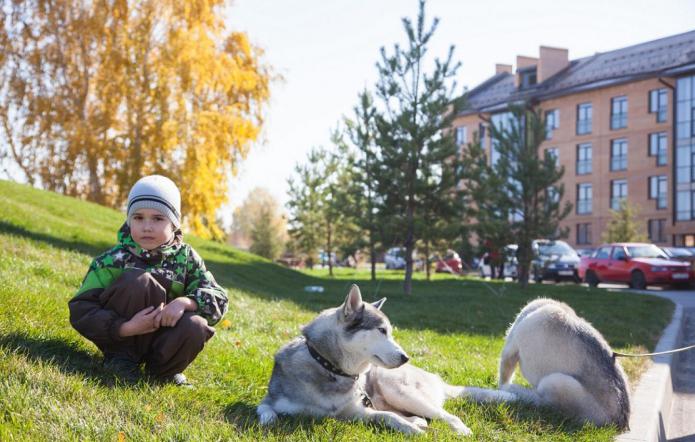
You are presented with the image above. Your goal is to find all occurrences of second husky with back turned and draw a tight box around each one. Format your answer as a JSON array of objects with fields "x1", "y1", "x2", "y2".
[{"x1": 470, "y1": 298, "x2": 631, "y2": 429}]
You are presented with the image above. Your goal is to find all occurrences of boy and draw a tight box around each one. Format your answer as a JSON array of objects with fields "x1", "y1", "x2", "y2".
[{"x1": 69, "y1": 175, "x2": 228, "y2": 385}]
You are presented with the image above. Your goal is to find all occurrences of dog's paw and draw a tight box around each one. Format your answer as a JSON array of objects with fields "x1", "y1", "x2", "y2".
[
  {"x1": 451, "y1": 421, "x2": 473, "y2": 436},
  {"x1": 257, "y1": 405, "x2": 278, "y2": 426},
  {"x1": 403, "y1": 423, "x2": 426, "y2": 435},
  {"x1": 407, "y1": 416, "x2": 428, "y2": 429}
]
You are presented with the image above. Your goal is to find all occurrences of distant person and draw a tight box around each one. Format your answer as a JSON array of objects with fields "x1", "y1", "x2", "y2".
[
  {"x1": 68, "y1": 175, "x2": 228, "y2": 385},
  {"x1": 483, "y1": 239, "x2": 504, "y2": 279}
]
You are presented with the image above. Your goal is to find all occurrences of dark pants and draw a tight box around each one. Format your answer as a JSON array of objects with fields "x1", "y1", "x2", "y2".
[{"x1": 98, "y1": 270, "x2": 215, "y2": 377}]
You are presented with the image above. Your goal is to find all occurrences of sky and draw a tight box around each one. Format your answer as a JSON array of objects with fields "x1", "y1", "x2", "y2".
[{"x1": 220, "y1": 0, "x2": 695, "y2": 229}]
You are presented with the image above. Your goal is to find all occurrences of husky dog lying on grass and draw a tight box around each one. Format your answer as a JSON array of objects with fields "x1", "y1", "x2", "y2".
[
  {"x1": 257, "y1": 284, "x2": 510, "y2": 435},
  {"x1": 468, "y1": 298, "x2": 631, "y2": 429}
]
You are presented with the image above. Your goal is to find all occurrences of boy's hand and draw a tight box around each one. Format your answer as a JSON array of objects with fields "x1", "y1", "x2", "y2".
[
  {"x1": 119, "y1": 304, "x2": 164, "y2": 337},
  {"x1": 156, "y1": 297, "x2": 197, "y2": 328}
]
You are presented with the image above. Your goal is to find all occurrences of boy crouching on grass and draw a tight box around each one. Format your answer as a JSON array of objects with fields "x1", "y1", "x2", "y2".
[{"x1": 69, "y1": 175, "x2": 228, "y2": 386}]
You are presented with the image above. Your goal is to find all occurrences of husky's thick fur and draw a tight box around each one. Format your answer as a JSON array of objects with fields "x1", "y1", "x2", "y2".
[
  {"x1": 474, "y1": 298, "x2": 631, "y2": 429},
  {"x1": 257, "y1": 285, "x2": 508, "y2": 435}
]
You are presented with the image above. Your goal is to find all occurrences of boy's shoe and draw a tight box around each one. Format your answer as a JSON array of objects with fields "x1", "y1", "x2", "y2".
[{"x1": 103, "y1": 355, "x2": 141, "y2": 382}]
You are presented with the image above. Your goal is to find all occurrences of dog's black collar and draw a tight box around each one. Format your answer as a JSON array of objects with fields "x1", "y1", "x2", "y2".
[{"x1": 305, "y1": 341, "x2": 359, "y2": 381}]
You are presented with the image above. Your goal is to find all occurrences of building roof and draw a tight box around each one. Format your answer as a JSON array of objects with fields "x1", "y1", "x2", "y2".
[{"x1": 460, "y1": 29, "x2": 695, "y2": 116}]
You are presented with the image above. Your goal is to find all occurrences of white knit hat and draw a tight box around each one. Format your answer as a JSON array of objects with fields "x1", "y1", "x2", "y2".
[{"x1": 127, "y1": 175, "x2": 181, "y2": 229}]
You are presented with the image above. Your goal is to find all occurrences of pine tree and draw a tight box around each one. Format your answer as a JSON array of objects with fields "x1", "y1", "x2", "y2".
[
  {"x1": 602, "y1": 199, "x2": 647, "y2": 243},
  {"x1": 373, "y1": 0, "x2": 464, "y2": 294},
  {"x1": 487, "y1": 105, "x2": 573, "y2": 287},
  {"x1": 286, "y1": 148, "x2": 327, "y2": 270},
  {"x1": 345, "y1": 90, "x2": 381, "y2": 280},
  {"x1": 459, "y1": 134, "x2": 515, "y2": 275}
]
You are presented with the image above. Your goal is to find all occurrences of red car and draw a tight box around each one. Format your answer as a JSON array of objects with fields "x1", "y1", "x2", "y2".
[
  {"x1": 578, "y1": 243, "x2": 692, "y2": 289},
  {"x1": 434, "y1": 250, "x2": 462, "y2": 274}
]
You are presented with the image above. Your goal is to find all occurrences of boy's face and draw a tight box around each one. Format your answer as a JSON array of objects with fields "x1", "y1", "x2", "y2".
[{"x1": 129, "y1": 208, "x2": 175, "y2": 250}]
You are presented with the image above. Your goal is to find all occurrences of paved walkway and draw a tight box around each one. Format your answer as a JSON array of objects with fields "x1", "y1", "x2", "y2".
[{"x1": 607, "y1": 286, "x2": 695, "y2": 441}]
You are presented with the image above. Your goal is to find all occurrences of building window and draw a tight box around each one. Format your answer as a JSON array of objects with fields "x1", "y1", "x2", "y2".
[
  {"x1": 490, "y1": 112, "x2": 514, "y2": 166},
  {"x1": 676, "y1": 72, "x2": 695, "y2": 234},
  {"x1": 576, "y1": 103, "x2": 592, "y2": 135},
  {"x1": 675, "y1": 234, "x2": 695, "y2": 247},
  {"x1": 577, "y1": 183, "x2": 592, "y2": 215},
  {"x1": 520, "y1": 68, "x2": 537, "y2": 89},
  {"x1": 477, "y1": 123, "x2": 488, "y2": 151},
  {"x1": 610, "y1": 139, "x2": 628, "y2": 171},
  {"x1": 545, "y1": 109, "x2": 559, "y2": 139},
  {"x1": 577, "y1": 223, "x2": 592, "y2": 245},
  {"x1": 546, "y1": 148, "x2": 559, "y2": 165},
  {"x1": 611, "y1": 179, "x2": 628, "y2": 210},
  {"x1": 649, "y1": 132, "x2": 668, "y2": 166},
  {"x1": 649, "y1": 88, "x2": 668, "y2": 123},
  {"x1": 648, "y1": 219, "x2": 667, "y2": 243},
  {"x1": 649, "y1": 176, "x2": 667, "y2": 209},
  {"x1": 677, "y1": 75, "x2": 695, "y2": 138},
  {"x1": 676, "y1": 144, "x2": 695, "y2": 184},
  {"x1": 611, "y1": 96, "x2": 628, "y2": 130},
  {"x1": 455, "y1": 126, "x2": 467, "y2": 146},
  {"x1": 676, "y1": 190, "x2": 695, "y2": 221},
  {"x1": 576, "y1": 143, "x2": 592, "y2": 175}
]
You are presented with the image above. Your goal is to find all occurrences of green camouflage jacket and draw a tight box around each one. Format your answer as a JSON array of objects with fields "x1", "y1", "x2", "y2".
[{"x1": 69, "y1": 223, "x2": 228, "y2": 345}]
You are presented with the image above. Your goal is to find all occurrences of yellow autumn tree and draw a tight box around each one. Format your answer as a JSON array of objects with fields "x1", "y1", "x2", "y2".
[{"x1": 0, "y1": 0, "x2": 271, "y2": 239}]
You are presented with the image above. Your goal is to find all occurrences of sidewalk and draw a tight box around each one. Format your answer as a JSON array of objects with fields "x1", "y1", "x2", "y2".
[{"x1": 612, "y1": 288, "x2": 695, "y2": 442}]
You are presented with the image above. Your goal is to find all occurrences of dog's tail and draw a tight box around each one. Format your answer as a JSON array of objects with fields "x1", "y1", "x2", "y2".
[
  {"x1": 257, "y1": 402, "x2": 278, "y2": 426},
  {"x1": 446, "y1": 385, "x2": 518, "y2": 403}
]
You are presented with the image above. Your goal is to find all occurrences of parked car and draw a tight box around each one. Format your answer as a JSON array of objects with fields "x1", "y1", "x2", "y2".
[
  {"x1": 479, "y1": 244, "x2": 518, "y2": 279},
  {"x1": 531, "y1": 239, "x2": 581, "y2": 283},
  {"x1": 661, "y1": 246, "x2": 695, "y2": 262},
  {"x1": 578, "y1": 243, "x2": 692, "y2": 289},
  {"x1": 576, "y1": 248, "x2": 596, "y2": 258},
  {"x1": 434, "y1": 250, "x2": 462, "y2": 274},
  {"x1": 384, "y1": 247, "x2": 406, "y2": 270},
  {"x1": 384, "y1": 247, "x2": 424, "y2": 271},
  {"x1": 661, "y1": 247, "x2": 695, "y2": 278}
]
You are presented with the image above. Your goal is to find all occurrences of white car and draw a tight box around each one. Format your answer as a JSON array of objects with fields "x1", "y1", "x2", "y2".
[
  {"x1": 384, "y1": 247, "x2": 424, "y2": 270},
  {"x1": 384, "y1": 247, "x2": 406, "y2": 269}
]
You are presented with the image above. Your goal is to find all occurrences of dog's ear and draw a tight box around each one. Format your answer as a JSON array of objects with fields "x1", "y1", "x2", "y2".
[
  {"x1": 342, "y1": 284, "x2": 363, "y2": 319},
  {"x1": 371, "y1": 297, "x2": 387, "y2": 310}
]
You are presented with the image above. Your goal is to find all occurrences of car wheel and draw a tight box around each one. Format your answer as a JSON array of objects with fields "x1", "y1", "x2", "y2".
[
  {"x1": 630, "y1": 270, "x2": 647, "y2": 290},
  {"x1": 585, "y1": 270, "x2": 599, "y2": 287}
]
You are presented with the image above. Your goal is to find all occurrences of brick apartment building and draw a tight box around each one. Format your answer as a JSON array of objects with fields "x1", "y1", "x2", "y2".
[{"x1": 453, "y1": 30, "x2": 695, "y2": 248}]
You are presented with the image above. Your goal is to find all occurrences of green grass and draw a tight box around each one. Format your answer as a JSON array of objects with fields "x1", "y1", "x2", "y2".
[{"x1": 0, "y1": 179, "x2": 674, "y2": 441}]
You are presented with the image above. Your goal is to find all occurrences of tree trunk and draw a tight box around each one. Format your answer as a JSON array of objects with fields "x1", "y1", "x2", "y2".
[
  {"x1": 327, "y1": 220, "x2": 333, "y2": 277},
  {"x1": 425, "y1": 240, "x2": 431, "y2": 281},
  {"x1": 370, "y1": 235, "x2": 376, "y2": 282},
  {"x1": 403, "y1": 199, "x2": 415, "y2": 295},
  {"x1": 517, "y1": 240, "x2": 532, "y2": 289}
]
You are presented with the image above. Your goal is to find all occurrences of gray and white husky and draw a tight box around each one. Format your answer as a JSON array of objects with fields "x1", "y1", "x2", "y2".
[
  {"x1": 257, "y1": 284, "x2": 509, "y2": 435},
  {"x1": 468, "y1": 298, "x2": 631, "y2": 429}
]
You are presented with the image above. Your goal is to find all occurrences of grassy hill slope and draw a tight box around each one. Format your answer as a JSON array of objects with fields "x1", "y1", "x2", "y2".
[{"x1": 0, "y1": 179, "x2": 673, "y2": 441}]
